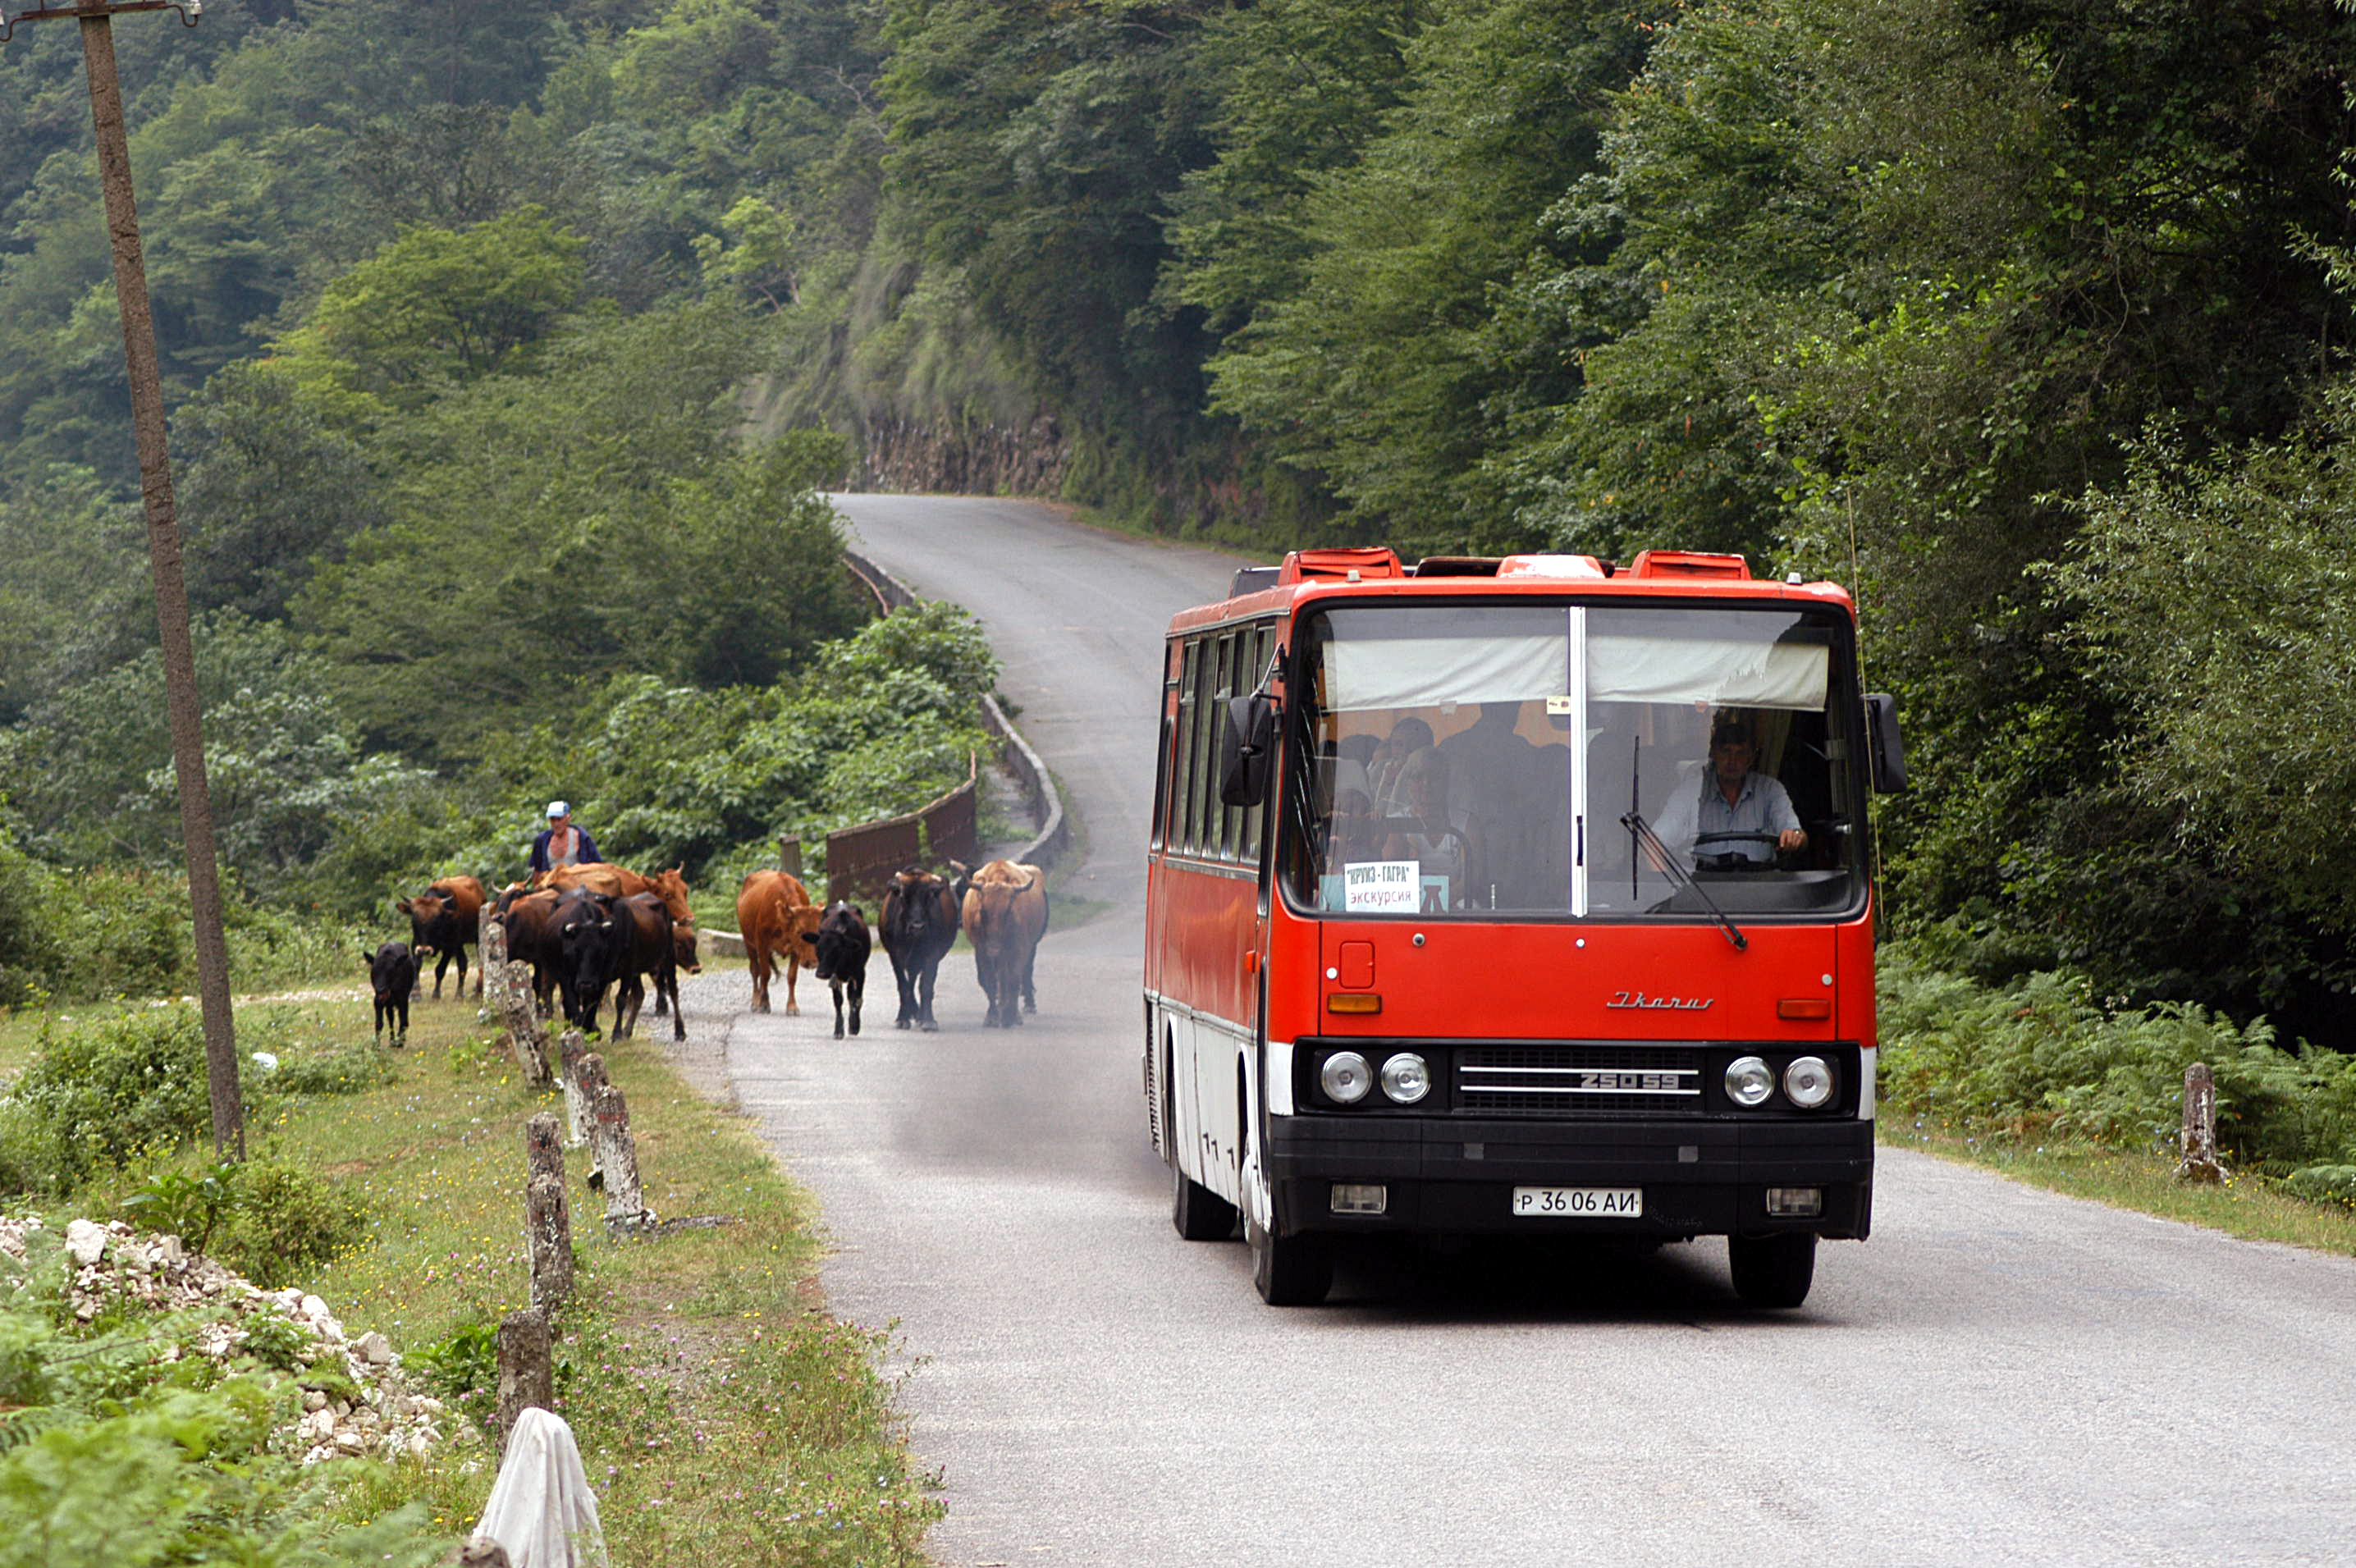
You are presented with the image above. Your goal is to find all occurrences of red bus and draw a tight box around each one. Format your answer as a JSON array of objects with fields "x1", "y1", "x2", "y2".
[{"x1": 1142, "y1": 546, "x2": 1905, "y2": 1306}]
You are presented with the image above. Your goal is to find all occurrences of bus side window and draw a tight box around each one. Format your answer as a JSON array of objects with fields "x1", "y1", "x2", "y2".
[
  {"x1": 1237, "y1": 624, "x2": 1269, "y2": 864},
  {"x1": 1172, "y1": 642, "x2": 1200, "y2": 854},
  {"x1": 1214, "y1": 632, "x2": 1239, "y2": 860},
  {"x1": 1186, "y1": 635, "x2": 1220, "y2": 855}
]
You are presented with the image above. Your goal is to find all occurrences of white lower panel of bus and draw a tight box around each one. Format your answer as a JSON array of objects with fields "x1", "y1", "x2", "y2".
[{"x1": 1511, "y1": 1186, "x2": 1643, "y2": 1218}]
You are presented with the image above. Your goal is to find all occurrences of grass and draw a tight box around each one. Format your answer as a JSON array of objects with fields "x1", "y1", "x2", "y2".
[
  {"x1": 2, "y1": 986, "x2": 940, "y2": 1564},
  {"x1": 1880, "y1": 1121, "x2": 2356, "y2": 1257}
]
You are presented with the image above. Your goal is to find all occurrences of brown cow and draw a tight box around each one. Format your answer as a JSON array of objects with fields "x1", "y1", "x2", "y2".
[
  {"x1": 396, "y1": 875, "x2": 487, "y2": 999},
  {"x1": 960, "y1": 861, "x2": 1049, "y2": 1027},
  {"x1": 537, "y1": 863, "x2": 693, "y2": 926},
  {"x1": 736, "y1": 868, "x2": 823, "y2": 1014}
]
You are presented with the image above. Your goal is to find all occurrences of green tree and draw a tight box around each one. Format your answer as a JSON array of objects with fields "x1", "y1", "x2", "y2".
[
  {"x1": 175, "y1": 361, "x2": 387, "y2": 622},
  {"x1": 272, "y1": 208, "x2": 587, "y2": 416}
]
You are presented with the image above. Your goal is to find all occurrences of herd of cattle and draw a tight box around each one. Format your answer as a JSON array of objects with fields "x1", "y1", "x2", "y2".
[{"x1": 365, "y1": 857, "x2": 1050, "y2": 1047}]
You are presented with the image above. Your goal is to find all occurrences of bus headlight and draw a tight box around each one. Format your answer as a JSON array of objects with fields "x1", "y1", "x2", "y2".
[
  {"x1": 1783, "y1": 1055, "x2": 1835, "y2": 1109},
  {"x1": 1725, "y1": 1055, "x2": 1775, "y2": 1108},
  {"x1": 1320, "y1": 1051, "x2": 1372, "y2": 1105},
  {"x1": 1379, "y1": 1053, "x2": 1430, "y2": 1104}
]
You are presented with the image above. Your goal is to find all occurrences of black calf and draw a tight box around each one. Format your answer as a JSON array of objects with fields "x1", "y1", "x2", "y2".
[
  {"x1": 366, "y1": 941, "x2": 417, "y2": 1046},
  {"x1": 814, "y1": 901, "x2": 871, "y2": 1039}
]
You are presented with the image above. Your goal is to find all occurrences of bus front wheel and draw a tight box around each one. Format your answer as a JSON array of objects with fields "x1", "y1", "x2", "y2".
[
  {"x1": 1173, "y1": 1166, "x2": 1238, "y2": 1241},
  {"x1": 1249, "y1": 1218, "x2": 1331, "y2": 1306},
  {"x1": 1728, "y1": 1232, "x2": 1816, "y2": 1308}
]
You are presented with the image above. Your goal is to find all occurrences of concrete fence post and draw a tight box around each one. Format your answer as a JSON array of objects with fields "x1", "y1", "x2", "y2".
[
  {"x1": 476, "y1": 901, "x2": 494, "y2": 1017},
  {"x1": 592, "y1": 1080, "x2": 656, "y2": 1235},
  {"x1": 574, "y1": 1051, "x2": 610, "y2": 1183},
  {"x1": 483, "y1": 917, "x2": 553, "y2": 1087},
  {"x1": 2175, "y1": 1061, "x2": 2228, "y2": 1183},
  {"x1": 523, "y1": 1112, "x2": 572, "y2": 1313},
  {"x1": 526, "y1": 1173, "x2": 572, "y2": 1313},
  {"x1": 780, "y1": 834, "x2": 803, "y2": 880},
  {"x1": 492, "y1": 1307, "x2": 552, "y2": 1454},
  {"x1": 557, "y1": 1031, "x2": 593, "y2": 1148}
]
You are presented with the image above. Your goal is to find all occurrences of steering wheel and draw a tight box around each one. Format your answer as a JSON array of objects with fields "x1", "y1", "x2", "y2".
[{"x1": 1692, "y1": 830, "x2": 1785, "y2": 871}]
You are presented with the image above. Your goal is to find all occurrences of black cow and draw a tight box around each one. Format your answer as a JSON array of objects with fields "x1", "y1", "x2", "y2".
[
  {"x1": 611, "y1": 892, "x2": 683, "y2": 1042},
  {"x1": 814, "y1": 901, "x2": 871, "y2": 1040},
  {"x1": 365, "y1": 940, "x2": 416, "y2": 1046},
  {"x1": 553, "y1": 888, "x2": 626, "y2": 1035},
  {"x1": 881, "y1": 868, "x2": 959, "y2": 1031}
]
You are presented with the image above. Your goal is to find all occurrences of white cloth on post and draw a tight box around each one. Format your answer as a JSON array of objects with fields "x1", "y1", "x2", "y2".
[{"x1": 472, "y1": 1408, "x2": 608, "y2": 1568}]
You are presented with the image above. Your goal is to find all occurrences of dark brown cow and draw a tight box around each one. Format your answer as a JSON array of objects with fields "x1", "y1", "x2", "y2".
[
  {"x1": 611, "y1": 891, "x2": 684, "y2": 1041},
  {"x1": 396, "y1": 875, "x2": 487, "y2": 999},
  {"x1": 492, "y1": 887, "x2": 566, "y2": 1018},
  {"x1": 539, "y1": 864, "x2": 696, "y2": 1016},
  {"x1": 881, "y1": 868, "x2": 960, "y2": 1031},
  {"x1": 960, "y1": 861, "x2": 1049, "y2": 1027},
  {"x1": 737, "y1": 869, "x2": 823, "y2": 1013}
]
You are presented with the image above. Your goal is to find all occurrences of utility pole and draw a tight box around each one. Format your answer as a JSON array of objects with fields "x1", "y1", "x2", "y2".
[{"x1": 2, "y1": 0, "x2": 243, "y2": 1159}]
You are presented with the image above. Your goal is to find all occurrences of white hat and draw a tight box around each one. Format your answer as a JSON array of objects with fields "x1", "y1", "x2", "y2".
[{"x1": 547, "y1": 801, "x2": 569, "y2": 819}]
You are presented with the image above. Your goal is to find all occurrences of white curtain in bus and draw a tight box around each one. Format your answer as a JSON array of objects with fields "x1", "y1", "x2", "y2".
[
  {"x1": 1587, "y1": 635, "x2": 1828, "y2": 711},
  {"x1": 1323, "y1": 635, "x2": 1564, "y2": 712}
]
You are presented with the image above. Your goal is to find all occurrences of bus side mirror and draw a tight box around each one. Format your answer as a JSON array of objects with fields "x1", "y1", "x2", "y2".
[
  {"x1": 1864, "y1": 693, "x2": 1908, "y2": 793},
  {"x1": 1219, "y1": 694, "x2": 1276, "y2": 807}
]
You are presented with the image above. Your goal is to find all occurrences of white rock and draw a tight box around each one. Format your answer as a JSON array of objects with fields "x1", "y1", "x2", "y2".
[
  {"x1": 304, "y1": 1389, "x2": 327, "y2": 1412},
  {"x1": 334, "y1": 1430, "x2": 367, "y2": 1454},
  {"x1": 64, "y1": 1219, "x2": 106, "y2": 1266},
  {"x1": 300, "y1": 1294, "x2": 330, "y2": 1323},
  {"x1": 355, "y1": 1331, "x2": 393, "y2": 1365}
]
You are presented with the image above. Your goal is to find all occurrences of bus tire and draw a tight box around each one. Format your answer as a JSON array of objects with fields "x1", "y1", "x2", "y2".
[
  {"x1": 1249, "y1": 1218, "x2": 1331, "y2": 1306},
  {"x1": 1173, "y1": 1166, "x2": 1238, "y2": 1241},
  {"x1": 1728, "y1": 1232, "x2": 1816, "y2": 1309}
]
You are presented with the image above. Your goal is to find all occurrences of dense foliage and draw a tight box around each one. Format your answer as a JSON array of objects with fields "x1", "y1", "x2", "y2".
[{"x1": 5, "y1": 0, "x2": 2356, "y2": 1040}]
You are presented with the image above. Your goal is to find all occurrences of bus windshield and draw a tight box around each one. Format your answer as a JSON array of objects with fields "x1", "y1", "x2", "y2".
[{"x1": 1279, "y1": 601, "x2": 1867, "y2": 920}]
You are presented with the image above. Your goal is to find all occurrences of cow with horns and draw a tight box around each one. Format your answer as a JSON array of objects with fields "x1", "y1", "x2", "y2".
[
  {"x1": 881, "y1": 867, "x2": 960, "y2": 1031},
  {"x1": 958, "y1": 860, "x2": 1048, "y2": 1027}
]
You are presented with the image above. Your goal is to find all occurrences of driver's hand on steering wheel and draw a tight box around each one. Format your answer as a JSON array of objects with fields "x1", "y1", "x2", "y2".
[{"x1": 1777, "y1": 827, "x2": 1808, "y2": 852}]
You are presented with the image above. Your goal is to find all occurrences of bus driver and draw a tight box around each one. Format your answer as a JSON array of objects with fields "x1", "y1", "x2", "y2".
[{"x1": 1654, "y1": 716, "x2": 1806, "y2": 869}]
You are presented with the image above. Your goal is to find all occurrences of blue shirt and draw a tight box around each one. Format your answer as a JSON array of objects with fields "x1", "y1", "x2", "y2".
[
  {"x1": 528, "y1": 824, "x2": 601, "y2": 874},
  {"x1": 1655, "y1": 767, "x2": 1799, "y2": 864}
]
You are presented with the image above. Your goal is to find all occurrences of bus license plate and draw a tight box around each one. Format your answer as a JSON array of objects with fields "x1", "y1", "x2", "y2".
[{"x1": 1512, "y1": 1186, "x2": 1642, "y2": 1218}]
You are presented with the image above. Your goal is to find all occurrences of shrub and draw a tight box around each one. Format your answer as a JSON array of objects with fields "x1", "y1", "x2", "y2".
[
  {"x1": 211, "y1": 1159, "x2": 373, "y2": 1287},
  {"x1": 9, "y1": 1007, "x2": 212, "y2": 1184},
  {"x1": 55, "y1": 871, "x2": 192, "y2": 1002}
]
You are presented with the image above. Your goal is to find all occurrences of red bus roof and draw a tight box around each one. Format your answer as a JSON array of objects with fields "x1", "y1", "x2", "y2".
[{"x1": 1173, "y1": 549, "x2": 1855, "y2": 633}]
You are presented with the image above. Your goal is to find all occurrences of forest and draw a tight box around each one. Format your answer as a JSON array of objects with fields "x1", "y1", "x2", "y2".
[{"x1": 3, "y1": 0, "x2": 2355, "y2": 1044}]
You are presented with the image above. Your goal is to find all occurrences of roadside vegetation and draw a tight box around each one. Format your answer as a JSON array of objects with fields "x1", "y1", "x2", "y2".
[
  {"x1": 0, "y1": 988, "x2": 939, "y2": 1564},
  {"x1": 1878, "y1": 941, "x2": 2356, "y2": 1250}
]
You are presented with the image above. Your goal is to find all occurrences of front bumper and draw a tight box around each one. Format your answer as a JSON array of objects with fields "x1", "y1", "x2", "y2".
[{"x1": 1265, "y1": 1113, "x2": 1873, "y2": 1239}]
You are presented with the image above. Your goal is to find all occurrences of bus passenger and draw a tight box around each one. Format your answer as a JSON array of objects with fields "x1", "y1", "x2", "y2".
[
  {"x1": 1368, "y1": 715, "x2": 1435, "y2": 815},
  {"x1": 1380, "y1": 747, "x2": 1482, "y2": 906}
]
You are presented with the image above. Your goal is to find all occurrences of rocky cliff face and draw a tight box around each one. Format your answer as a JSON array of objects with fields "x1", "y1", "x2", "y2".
[{"x1": 852, "y1": 414, "x2": 1068, "y2": 497}]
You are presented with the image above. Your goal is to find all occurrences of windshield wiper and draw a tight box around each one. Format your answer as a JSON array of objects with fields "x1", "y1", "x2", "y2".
[{"x1": 1622, "y1": 810, "x2": 1748, "y2": 952}]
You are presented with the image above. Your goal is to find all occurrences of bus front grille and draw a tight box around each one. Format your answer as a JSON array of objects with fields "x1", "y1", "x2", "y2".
[{"x1": 1456, "y1": 1045, "x2": 1704, "y2": 1118}]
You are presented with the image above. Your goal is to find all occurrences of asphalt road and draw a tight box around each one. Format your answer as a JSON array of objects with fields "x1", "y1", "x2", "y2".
[{"x1": 676, "y1": 494, "x2": 2356, "y2": 1568}]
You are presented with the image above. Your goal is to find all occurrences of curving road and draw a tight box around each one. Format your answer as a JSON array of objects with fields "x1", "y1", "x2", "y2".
[{"x1": 677, "y1": 495, "x2": 2356, "y2": 1568}]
